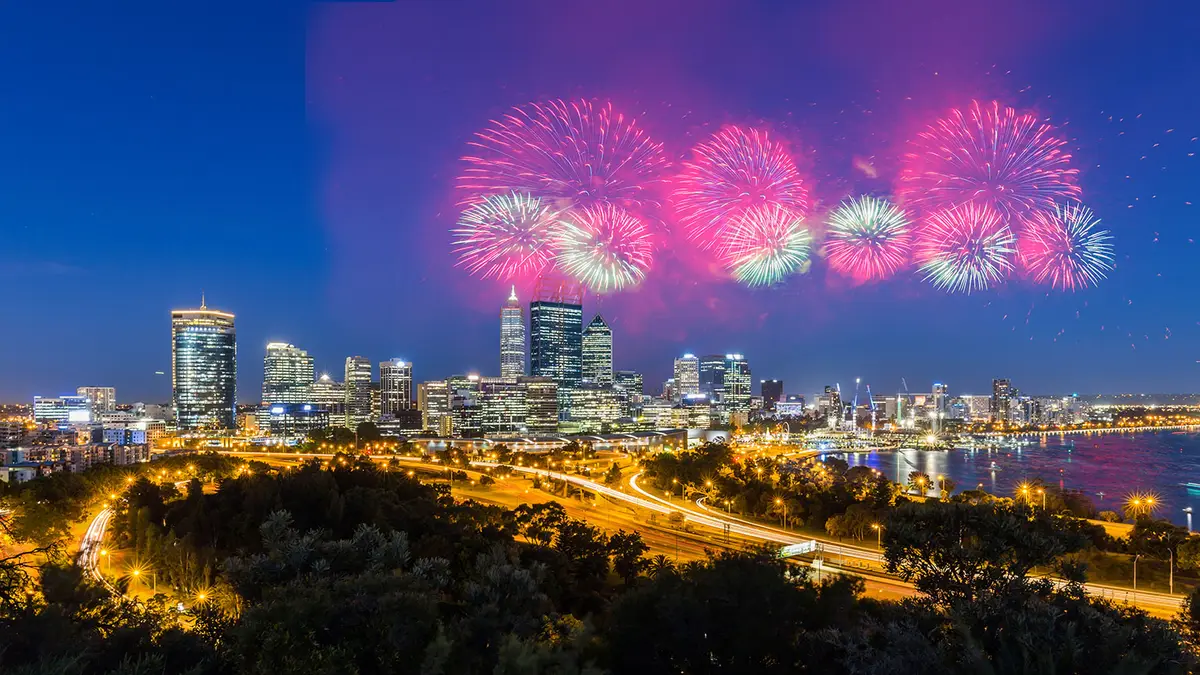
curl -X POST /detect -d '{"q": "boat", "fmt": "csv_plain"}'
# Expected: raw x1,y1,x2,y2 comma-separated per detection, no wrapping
989,461,1001,471
1182,482,1200,490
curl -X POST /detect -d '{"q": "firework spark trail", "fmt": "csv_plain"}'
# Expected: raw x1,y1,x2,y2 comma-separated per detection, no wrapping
672,126,807,249
552,203,655,293
825,195,913,283
916,203,1016,294
459,99,668,210
1020,203,1115,290
722,204,812,287
452,192,560,280
898,100,1081,218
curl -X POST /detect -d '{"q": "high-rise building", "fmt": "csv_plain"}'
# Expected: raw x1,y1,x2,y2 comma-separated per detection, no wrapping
673,354,700,398
448,374,482,437
581,314,613,386
500,286,526,380
172,300,237,430
311,374,345,416
417,380,452,434
568,385,622,433
723,354,752,413
379,359,413,416
261,343,314,406
760,380,783,411
77,387,116,414
991,378,1012,423
932,382,949,433
614,371,644,401
344,356,373,428
519,376,559,434
529,298,583,390
698,355,727,402
479,377,525,435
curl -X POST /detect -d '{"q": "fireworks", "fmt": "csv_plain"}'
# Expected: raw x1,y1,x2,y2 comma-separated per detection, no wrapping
452,192,560,280
552,203,655,293
825,196,913,282
898,100,1081,217
916,203,1016,294
722,205,812,287
672,126,807,247
1020,203,1114,290
460,99,668,210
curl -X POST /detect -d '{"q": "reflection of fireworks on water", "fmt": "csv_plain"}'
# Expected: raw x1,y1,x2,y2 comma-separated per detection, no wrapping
452,192,559,280
722,204,811,287
1020,203,1114,291
459,99,668,210
552,203,654,293
672,126,807,248
825,196,913,283
898,100,1080,217
916,203,1015,294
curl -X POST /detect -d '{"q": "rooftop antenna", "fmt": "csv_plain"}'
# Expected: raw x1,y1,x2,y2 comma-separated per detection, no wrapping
200,290,206,310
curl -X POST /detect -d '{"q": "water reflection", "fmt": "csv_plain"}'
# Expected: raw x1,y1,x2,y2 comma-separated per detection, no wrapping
832,430,1200,527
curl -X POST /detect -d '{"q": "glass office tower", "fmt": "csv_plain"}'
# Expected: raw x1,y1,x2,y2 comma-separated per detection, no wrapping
172,301,237,430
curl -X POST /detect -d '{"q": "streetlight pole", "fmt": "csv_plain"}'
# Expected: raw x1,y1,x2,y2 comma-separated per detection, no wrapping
871,523,881,549
1132,554,1140,607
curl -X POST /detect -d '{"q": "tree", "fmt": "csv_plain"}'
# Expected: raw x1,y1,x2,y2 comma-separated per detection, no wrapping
1177,538,1200,571
602,462,622,486
608,530,649,586
355,421,383,445
1129,518,1190,560
883,501,1089,606
906,471,931,498
938,477,957,500
1098,510,1122,522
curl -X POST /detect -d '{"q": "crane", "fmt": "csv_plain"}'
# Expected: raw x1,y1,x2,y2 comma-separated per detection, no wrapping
851,378,861,431
866,384,877,434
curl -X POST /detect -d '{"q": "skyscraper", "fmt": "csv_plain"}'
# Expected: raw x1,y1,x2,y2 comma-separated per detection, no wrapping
261,342,314,405
500,286,526,380
581,314,613,385
991,378,1012,423
344,356,373,427
171,300,236,430
932,382,949,433
723,354,751,413
379,359,413,416
529,297,582,389
417,380,452,434
519,376,559,434
673,354,699,397
698,355,727,402
311,373,344,414
77,387,116,414
760,380,783,411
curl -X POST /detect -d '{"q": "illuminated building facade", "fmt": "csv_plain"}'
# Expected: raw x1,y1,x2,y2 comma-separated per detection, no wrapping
529,299,583,390
418,380,452,433
722,354,752,414
344,356,373,427
991,378,1012,423
33,395,92,424
673,354,699,398
262,342,314,405
500,286,526,380
77,387,116,414
379,359,413,416
519,376,559,434
171,302,237,430
581,314,613,386
698,355,727,402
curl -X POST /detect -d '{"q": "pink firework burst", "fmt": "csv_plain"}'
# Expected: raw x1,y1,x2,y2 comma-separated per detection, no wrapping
897,100,1080,218
824,196,914,283
452,192,560,281
459,99,668,211
672,126,808,249
1019,203,1114,291
915,203,1016,294
552,203,655,294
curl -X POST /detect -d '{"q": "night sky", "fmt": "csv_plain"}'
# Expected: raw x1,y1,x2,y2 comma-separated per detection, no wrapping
3,0,1200,403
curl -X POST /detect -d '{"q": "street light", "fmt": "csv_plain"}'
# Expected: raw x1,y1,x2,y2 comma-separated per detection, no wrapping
1036,488,1046,510
99,549,109,572
871,523,882,549
775,497,787,528
1133,554,1141,607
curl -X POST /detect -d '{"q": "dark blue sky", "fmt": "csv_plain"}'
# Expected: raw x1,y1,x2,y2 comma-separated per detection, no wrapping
3,0,1199,403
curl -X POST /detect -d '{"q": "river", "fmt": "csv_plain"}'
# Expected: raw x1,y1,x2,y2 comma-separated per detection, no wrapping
832,430,1200,528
